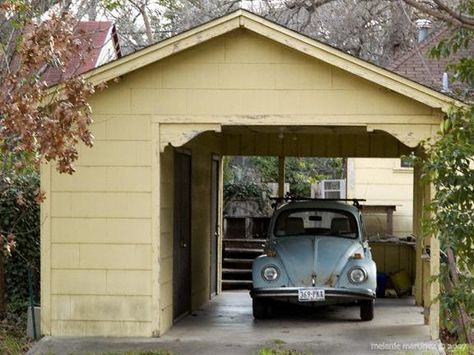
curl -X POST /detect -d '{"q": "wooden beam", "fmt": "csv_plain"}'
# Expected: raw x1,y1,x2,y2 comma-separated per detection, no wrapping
413,161,424,306
151,122,161,336
278,156,285,198
428,183,440,340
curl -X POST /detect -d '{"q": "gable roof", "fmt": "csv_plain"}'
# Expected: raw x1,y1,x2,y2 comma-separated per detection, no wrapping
44,21,121,86
388,28,473,98
84,9,460,112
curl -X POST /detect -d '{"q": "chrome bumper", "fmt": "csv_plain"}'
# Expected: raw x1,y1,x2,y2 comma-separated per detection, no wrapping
250,287,376,300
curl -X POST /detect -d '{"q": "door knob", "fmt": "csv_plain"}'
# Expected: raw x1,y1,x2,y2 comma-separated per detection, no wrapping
180,241,188,248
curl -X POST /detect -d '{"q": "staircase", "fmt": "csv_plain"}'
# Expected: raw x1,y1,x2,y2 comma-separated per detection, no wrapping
222,238,265,290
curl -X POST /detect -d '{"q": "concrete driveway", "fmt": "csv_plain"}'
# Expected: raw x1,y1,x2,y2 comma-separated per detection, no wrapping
29,291,444,355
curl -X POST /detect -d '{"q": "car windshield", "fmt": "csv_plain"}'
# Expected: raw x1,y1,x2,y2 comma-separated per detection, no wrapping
274,208,358,239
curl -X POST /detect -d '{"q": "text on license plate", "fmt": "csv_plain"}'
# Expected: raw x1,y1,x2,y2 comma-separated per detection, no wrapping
298,288,325,302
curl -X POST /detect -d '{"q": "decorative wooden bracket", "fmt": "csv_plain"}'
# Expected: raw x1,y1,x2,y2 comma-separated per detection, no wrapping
366,124,438,148
159,123,222,152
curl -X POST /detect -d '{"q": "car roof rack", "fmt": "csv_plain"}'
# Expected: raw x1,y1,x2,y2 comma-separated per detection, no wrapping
269,197,366,209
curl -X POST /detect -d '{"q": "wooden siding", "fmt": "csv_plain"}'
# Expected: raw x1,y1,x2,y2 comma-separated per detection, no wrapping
42,26,442,337
370,242,416,281
159,146,174,334
347,158,414,236
45,112,154,336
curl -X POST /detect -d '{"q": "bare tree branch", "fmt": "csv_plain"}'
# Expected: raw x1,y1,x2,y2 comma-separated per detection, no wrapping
401,0,474,30
128,0,154,45
432,0,474,25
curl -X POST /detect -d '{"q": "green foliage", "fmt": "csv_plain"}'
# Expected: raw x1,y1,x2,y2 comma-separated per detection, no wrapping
101,0,122,11
223,156,343,214
1,172,40,322
223,157,272,212
251,157,344,197
101,351,173,355
0,332,31,355
422,23,474,342
447,343,474,355
422,106,474,341
430,28,474,99
224,181,271,204
257,340,307,355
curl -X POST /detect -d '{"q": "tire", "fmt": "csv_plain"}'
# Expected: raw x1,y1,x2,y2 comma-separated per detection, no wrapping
360,299,374,321
253,298,269,319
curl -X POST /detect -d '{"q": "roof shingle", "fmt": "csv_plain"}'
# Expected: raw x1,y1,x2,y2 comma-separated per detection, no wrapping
387,28,473,98
42,21,120,86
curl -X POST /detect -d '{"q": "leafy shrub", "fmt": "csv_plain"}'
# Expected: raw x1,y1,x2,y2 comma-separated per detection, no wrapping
1,172,40,325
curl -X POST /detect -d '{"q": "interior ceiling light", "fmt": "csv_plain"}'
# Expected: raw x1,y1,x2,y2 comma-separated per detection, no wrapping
278,127,285,139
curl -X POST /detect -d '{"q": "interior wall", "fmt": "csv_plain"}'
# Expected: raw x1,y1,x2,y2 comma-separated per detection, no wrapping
184,134,222,310
158,133,222,334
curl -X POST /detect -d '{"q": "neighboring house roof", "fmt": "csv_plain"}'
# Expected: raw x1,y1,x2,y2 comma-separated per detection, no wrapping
387,28,473,98
83,9,460,111
43,21,121,86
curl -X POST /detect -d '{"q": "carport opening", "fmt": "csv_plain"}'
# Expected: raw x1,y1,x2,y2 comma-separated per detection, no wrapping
168,126,431,333
221,155,416,299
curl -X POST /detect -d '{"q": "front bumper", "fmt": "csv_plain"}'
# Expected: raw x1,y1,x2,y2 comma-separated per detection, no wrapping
250,287,375,302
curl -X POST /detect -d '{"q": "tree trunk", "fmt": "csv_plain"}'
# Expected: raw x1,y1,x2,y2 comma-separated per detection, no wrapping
446,248,473,344
140,5,154,45
0,252,5,318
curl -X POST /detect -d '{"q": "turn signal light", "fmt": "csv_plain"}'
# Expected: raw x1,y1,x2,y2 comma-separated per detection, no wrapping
265,248,277,257
352,253,363,260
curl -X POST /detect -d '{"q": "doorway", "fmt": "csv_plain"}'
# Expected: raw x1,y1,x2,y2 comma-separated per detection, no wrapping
173,150,192,321
210,155,219,297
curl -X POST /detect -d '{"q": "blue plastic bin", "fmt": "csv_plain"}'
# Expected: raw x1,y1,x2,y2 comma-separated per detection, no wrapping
376,272,387,298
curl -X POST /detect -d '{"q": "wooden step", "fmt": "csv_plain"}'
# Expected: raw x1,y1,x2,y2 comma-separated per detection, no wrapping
223,239,265,249
222,280,253,285
223,257,254,263
222,279,253,290
221,239,263,290
222,268,252,274
223,239,266,244
224,247,264,254
222,258,254,270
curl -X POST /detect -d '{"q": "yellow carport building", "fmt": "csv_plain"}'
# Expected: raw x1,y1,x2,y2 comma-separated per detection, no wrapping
41,9,458,339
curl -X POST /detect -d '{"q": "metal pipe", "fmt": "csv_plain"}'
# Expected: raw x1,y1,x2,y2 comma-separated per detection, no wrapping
28,266,37,340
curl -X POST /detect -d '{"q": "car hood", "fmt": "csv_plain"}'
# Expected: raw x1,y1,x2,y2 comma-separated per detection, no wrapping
274,236,362,287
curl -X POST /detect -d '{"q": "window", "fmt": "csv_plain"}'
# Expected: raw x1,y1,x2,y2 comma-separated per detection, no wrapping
274,208,358,239
400,156,414,168
321,179,346,198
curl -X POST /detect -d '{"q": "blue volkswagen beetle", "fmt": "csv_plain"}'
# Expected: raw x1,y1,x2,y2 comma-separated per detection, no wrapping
250,199,376,321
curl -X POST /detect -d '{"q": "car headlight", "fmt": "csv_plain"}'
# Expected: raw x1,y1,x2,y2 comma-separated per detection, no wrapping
348,267,367,283
262,265,279,281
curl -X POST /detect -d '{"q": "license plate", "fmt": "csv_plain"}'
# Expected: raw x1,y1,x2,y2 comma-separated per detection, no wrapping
298,288,325,302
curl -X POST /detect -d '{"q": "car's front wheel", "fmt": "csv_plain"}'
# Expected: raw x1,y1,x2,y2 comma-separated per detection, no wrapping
360,300,374,321
253,298,270,319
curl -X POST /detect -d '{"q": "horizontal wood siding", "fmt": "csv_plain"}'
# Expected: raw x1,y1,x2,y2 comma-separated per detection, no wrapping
47,97,153,336
43,26,441,337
